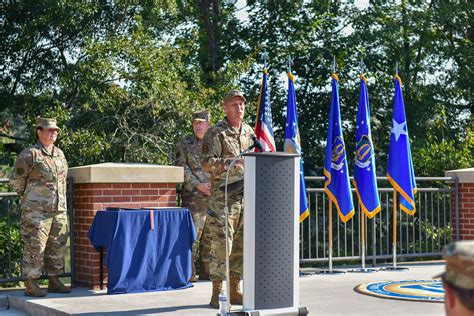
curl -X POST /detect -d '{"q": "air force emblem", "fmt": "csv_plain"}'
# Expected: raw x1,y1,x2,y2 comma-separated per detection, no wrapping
355,135,373,169
331,137,346,171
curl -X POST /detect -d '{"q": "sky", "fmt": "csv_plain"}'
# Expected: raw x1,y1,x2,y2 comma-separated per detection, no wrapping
235,0,370,21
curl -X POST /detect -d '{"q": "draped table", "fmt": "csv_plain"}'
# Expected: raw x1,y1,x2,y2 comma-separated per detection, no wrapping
88,208,196,294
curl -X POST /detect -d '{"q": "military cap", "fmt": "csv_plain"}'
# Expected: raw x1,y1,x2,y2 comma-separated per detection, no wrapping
36,117,60,130
192,111,210,122
436,240,474,289
223,89,246,104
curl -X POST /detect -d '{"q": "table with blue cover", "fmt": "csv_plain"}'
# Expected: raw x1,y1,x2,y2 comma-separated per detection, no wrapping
88,208,196,294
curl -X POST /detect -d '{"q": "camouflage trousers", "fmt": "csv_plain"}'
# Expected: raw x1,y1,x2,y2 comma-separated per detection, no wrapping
20,209,68,279
182,194,211,262
207,191,244,281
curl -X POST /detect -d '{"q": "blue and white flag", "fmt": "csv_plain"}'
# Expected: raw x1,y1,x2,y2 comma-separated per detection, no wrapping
324,74,354,223
353,75,381,219
387,75,417,215
254,68,276,152
284,72,309,222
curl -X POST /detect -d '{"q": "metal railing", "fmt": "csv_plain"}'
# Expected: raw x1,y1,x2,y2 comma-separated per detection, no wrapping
0,177,75,286
1,174,458,281
300,176,457,266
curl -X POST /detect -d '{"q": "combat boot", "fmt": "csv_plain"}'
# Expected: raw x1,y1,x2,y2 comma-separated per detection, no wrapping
24,279,47,297
189,260,198,282
209,279,223,308
230,275,243,305
47,276,71,293
199,261,210,280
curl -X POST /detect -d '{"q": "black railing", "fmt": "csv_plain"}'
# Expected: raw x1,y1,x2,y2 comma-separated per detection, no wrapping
300,176,458,266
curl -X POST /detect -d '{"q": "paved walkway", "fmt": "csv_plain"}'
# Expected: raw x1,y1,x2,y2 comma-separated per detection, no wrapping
1,262,445,316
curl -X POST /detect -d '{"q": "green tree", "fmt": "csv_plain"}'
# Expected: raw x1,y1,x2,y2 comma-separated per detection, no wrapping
0,0,471,175
0,1,252,166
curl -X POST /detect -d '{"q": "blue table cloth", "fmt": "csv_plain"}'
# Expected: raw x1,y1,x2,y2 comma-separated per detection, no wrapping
88,208,197,294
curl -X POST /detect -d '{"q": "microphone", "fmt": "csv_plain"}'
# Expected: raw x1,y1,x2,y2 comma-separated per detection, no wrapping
251,135,264,152
240,135,264,155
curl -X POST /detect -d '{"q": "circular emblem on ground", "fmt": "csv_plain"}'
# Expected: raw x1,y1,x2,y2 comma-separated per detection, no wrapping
355,279,444,303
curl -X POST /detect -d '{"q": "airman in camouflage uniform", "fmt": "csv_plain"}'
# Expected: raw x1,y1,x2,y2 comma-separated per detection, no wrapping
201,89,255,308
437,241,474,315
175,111,212,282
10,118,71,297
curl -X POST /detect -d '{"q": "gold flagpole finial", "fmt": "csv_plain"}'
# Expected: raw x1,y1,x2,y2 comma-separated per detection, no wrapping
261,49,269,70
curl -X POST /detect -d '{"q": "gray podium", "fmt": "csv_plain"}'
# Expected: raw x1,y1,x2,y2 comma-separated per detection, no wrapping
237,152,308,316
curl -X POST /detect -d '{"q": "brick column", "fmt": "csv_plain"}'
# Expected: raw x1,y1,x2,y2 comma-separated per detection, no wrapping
68,163,183,289
446,168,474,241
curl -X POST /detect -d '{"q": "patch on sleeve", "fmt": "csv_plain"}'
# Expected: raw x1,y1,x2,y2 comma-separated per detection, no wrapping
16,167,25,175
202,143,210,154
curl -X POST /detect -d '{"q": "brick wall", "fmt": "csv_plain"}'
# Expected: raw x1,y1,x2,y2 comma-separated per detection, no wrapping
73,182,177,289
452,183,474,241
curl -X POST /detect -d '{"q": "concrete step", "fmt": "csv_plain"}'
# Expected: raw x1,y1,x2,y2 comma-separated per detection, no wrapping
6,290,69,316
0,293,27,315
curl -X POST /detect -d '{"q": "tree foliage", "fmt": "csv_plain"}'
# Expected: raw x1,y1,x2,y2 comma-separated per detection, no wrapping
0,0,472,176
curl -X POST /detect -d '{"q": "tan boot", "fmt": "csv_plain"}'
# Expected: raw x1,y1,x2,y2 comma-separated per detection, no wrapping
199,261,210,280
47,276,71,293
189,254,197,282
24,279,47,297
209,279,223,308
189,260,198,282
230,275,243,305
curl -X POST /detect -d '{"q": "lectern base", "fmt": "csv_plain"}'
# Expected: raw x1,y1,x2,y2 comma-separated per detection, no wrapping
221,306,309,316
347,267,379,273
380,266,409,271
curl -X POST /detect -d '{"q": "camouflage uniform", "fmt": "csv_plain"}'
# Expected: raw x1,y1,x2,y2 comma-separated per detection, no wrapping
437,240,474,312
175,135,212,263
11,142,68,279
200,117,254,280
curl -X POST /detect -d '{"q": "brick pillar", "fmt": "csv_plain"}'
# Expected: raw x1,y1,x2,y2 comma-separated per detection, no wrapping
68,163,183,289
446,168,474,241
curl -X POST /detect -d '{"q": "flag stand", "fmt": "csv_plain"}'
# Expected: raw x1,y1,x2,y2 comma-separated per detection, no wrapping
318,201,345,274
382,190,408,271
348,207,378,273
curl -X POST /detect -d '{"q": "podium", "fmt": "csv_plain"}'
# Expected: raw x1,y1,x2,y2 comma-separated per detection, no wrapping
240,152,309,315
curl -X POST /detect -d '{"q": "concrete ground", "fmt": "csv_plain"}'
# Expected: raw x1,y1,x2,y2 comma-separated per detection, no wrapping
1,262,445,316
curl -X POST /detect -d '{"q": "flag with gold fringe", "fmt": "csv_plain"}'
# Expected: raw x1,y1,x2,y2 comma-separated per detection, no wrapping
353,75,381,218
387,75,417,215
284,72,309,222
324,74,354,223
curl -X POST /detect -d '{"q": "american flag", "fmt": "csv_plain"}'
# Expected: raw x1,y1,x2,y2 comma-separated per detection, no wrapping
254,69,276,152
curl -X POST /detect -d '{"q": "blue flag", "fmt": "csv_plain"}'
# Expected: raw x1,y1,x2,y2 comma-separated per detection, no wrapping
324,74,354,223
284,72,309,222
254,68,276,152
387,75,417,215
353,75,381,219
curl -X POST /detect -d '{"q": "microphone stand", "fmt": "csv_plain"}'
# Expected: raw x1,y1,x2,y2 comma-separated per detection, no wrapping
223,144,258,315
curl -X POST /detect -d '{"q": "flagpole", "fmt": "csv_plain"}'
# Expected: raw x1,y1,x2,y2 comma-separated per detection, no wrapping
348,207,377,273
383,69,412,272
329,200,333,272
318,200,345,275
393,190,397,268
349,62,378,273
361,209,365,270
382,190,408,271
319,62,348,275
